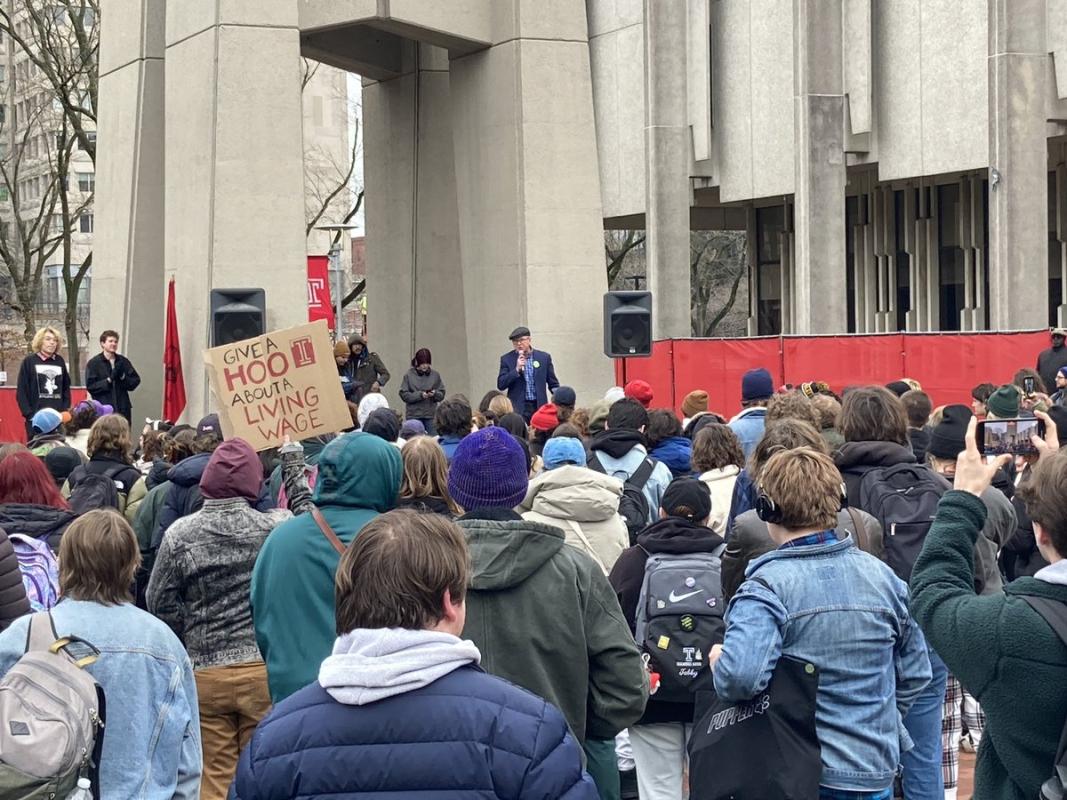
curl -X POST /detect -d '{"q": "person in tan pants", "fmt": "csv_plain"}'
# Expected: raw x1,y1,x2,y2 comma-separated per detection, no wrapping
148,436,312,798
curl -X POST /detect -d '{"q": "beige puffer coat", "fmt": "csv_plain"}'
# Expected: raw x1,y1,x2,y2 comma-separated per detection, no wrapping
519,465,629,574
697,465,741,536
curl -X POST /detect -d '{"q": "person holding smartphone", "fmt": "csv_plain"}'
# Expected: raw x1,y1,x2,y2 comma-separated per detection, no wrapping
399,349,445,436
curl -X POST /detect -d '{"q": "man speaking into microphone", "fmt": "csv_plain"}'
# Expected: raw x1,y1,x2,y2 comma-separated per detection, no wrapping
497,326,560,423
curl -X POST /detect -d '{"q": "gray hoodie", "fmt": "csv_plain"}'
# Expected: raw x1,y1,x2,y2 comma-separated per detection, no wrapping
319,628,481,705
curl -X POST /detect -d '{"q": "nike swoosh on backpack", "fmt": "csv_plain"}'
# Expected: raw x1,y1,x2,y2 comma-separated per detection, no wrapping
668,588,704,603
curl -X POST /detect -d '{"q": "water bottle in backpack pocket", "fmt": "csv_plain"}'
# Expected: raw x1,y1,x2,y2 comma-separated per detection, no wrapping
0,613,105,799
634,547,726,703
858,464,946,582
8,534,59,611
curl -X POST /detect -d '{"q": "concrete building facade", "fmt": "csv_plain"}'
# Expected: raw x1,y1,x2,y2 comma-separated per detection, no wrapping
591,0,1067,338
95,1,1067,420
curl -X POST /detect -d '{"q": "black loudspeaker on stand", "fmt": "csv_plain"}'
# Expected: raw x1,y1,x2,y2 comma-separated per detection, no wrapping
604,291,652,358
210,288,266,346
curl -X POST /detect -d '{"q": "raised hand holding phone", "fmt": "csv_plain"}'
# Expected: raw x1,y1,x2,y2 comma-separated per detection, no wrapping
956,417,1012,497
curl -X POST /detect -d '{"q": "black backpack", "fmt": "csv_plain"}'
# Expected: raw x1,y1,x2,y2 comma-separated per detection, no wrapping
1019,594,1067,800
67,465,125,515
589,454,655,544
857,463,946,582
635,545,727,703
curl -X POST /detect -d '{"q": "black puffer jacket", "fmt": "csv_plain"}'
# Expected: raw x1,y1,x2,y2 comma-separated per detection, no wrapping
0,504,77,553
0,526,30,631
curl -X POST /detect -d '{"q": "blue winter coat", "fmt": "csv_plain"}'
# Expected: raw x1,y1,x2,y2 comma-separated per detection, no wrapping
650,435,694,478
229,664,599,800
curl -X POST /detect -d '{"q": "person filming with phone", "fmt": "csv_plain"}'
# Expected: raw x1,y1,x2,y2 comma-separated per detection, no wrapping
910,411,1067,800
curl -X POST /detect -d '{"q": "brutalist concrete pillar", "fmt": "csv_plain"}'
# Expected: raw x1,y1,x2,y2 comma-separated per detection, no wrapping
449,1,612,404
93,0,165,422
792,0,848,334
988,0,1049,330
644,0,691,338
362,44,469,408
164,3,308,420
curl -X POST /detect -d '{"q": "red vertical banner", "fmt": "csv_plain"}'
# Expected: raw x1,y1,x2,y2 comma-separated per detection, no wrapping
307,255,336,329
163,278,187,422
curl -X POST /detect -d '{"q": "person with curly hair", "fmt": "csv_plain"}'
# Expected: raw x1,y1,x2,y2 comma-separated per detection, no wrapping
692,423,745,536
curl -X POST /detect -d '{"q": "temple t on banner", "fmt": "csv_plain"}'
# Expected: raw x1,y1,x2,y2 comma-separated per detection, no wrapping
204,319,351,451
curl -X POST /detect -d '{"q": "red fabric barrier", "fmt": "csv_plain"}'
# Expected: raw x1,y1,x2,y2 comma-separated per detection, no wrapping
618,340,677,408
783,334,905,399
903,331,1049,408
673,337,782,418
0,387,89,444
616,331,1050,418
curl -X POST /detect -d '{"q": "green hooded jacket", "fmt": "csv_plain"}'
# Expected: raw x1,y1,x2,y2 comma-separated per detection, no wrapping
910,491,1067,800
458,516,648,743
251,432,401,702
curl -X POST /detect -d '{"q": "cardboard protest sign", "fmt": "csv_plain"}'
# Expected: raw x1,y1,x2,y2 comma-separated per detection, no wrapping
204,319,351,451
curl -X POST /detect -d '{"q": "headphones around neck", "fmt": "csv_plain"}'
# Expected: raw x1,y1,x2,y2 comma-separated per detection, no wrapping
755,483,849,526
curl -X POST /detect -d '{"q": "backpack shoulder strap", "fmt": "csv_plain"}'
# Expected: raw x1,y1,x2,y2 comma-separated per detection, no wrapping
25,611,58,654
312,506,347,555
845,507,868,552
560,519,608,574
587,452,606,474
1020,595,1067,646
629,457,655,490
711,542,727,559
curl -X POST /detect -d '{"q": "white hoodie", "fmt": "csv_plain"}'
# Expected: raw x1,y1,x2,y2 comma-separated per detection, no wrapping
318,628,481,706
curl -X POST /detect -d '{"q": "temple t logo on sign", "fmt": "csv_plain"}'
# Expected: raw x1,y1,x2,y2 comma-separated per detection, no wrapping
204,319,351,451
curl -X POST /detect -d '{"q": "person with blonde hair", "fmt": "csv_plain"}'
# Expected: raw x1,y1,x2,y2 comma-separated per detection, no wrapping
16,325,71,440
397,435,461,516
488,393,514,419
0,510,202,798
711,448,932,799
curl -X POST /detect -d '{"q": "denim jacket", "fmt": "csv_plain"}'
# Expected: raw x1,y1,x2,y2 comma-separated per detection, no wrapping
0,599,202,799
727,407,766,460
713,536,931,792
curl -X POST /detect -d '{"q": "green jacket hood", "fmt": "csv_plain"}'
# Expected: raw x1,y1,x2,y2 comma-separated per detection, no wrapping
312,432,401,511
460,518,566,590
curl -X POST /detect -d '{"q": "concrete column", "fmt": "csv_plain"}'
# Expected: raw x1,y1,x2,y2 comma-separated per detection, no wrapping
792,0,848,334
449,1,612,405
164,3,308,420
1054,163,1067,325
644,0,691,338
988,0,1049,330
92,0,165,423
362,45,469,409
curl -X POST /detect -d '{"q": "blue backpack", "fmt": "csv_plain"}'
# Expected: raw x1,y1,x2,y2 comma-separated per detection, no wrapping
8,534,60,611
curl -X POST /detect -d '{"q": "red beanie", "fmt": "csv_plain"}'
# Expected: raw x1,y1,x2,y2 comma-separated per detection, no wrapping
624,380,654,409
530,403,560,432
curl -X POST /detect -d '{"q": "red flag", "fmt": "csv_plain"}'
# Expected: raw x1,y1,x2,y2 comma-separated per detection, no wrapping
163,278,187,422
307,255,335,329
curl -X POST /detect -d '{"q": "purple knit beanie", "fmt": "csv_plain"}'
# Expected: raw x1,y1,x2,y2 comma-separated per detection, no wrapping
448,426,529,511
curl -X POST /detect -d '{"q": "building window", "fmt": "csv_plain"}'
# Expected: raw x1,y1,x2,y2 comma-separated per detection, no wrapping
938,183,964,332
893,190,911,331
1049,171,1061,327
79,214,93,233
76,172,93,192
845,195,859,333
755,206,784,335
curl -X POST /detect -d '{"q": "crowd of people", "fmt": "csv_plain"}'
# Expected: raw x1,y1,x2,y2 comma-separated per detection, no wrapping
0,325,1066,800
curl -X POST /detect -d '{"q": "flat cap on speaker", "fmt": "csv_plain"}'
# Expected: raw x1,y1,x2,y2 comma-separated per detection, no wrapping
509,326,531,340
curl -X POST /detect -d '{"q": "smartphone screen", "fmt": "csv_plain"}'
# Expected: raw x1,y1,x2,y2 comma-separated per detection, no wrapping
977,417,1045,456
1023,376,1036,395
